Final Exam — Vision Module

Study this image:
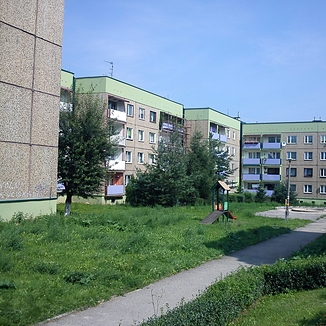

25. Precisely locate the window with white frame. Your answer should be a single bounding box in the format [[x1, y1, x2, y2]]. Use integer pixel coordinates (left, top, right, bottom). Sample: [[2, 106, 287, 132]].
[[286, 168, 297, 177], [232, 147, 236, 156], [321, 135, 326, 143], [149, 111, 156, 123], [287, 152, 297, 160], [125, 151, 132, 163], [248, 167, 260, 174], [267, 152, 280, 159], [287, 135, 297, 144], [304, 168, 313, 177], [320, 168, 326, 177], [138, 152, 144, 163], [149, 132, 156, 144], [138, 130, 144, 141], [148, 153, 156, 165], [304, 185, 312, 193], [126, 104, 134, 117], [225, 146, 230, 155], [139, 107, 145, 120], [268, 136, 280, 143], [248, 152, 260, 159], [125, 175, 132, 186], [321, 152, 326, 160], [126, 127, 133, 140], [232, 131, 236, 140], [227, 129, 230, 138], [304, 152, 313, 160], [320, 185, 326, 194], [304, 135, 313, 144]]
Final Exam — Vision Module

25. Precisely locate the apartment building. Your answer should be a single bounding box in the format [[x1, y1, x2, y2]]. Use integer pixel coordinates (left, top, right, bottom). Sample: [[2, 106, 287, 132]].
[[184, 108, 241, 188], [60, 72, 184, 203], [242, 120, 326, 204]]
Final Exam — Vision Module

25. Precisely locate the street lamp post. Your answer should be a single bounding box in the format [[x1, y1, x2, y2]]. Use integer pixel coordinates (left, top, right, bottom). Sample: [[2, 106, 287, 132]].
[[285, 158, 292, 221]]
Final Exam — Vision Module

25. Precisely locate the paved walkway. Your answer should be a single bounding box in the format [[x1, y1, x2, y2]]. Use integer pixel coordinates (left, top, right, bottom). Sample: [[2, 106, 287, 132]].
[[41, 210, 326, 326]]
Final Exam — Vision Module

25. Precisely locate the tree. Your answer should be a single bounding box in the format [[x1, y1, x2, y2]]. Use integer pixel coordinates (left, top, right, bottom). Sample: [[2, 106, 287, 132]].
[[58, 87, 119, 215], [126, 128, 196, 206], [254, 182, 267, 203], [271, 182, 298, 204]]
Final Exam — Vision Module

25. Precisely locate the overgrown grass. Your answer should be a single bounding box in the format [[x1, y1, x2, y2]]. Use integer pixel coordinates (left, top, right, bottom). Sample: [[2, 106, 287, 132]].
[[0, 203, 309, 326]]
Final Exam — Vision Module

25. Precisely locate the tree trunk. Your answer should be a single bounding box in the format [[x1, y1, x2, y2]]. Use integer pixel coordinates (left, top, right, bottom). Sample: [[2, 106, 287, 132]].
[[64, 191, 73, 216]]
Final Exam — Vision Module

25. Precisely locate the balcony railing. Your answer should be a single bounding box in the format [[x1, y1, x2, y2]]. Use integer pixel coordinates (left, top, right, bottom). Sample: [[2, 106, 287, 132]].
[[107, 185, 124, 196], [262, 158, 281, 165], [243, 158, 260, 165], [108, 160, 126, 171], [243, 143, 260, 149], [109, 109, 126, 123], [243, 174, 260, 181], [262, 143, 281, 149], [262, 174, 280, 181], [211, 133, 227, 142]]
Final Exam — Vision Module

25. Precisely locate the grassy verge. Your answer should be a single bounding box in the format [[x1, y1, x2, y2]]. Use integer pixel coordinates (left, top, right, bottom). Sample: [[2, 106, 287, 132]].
[[0, 203, 309, 326]]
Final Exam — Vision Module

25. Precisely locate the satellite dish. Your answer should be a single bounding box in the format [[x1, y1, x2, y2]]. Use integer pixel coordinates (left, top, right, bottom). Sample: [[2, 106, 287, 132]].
[[281, 141, 286, 147]]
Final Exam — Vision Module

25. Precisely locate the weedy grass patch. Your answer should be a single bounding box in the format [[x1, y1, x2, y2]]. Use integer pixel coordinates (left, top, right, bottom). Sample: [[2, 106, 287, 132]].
[[0, 202, 309, 325]]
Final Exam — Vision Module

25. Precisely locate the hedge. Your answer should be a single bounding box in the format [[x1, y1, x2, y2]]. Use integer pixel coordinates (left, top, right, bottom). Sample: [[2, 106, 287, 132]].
[[141, 256, 326, 326]]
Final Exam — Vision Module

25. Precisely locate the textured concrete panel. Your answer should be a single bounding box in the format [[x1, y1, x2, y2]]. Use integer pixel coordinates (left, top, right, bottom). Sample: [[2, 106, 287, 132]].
[[0, 0, 37, 34], [36, 0, 65, 45], [30, 146, 58, 199], [0, 142, 30, 200], [0, 83, 32, 143], [0, 24, 34, 88], [31, 92, 60, 147], [34, 39, 62, 95]]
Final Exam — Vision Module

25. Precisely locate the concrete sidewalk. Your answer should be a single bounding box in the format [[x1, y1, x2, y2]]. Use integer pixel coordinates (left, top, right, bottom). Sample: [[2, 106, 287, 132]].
[[41, 214, 326, 326]]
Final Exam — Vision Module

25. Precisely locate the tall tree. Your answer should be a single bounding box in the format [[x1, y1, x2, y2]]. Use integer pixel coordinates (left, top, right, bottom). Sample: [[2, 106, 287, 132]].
[[58, 87, 119, 215]]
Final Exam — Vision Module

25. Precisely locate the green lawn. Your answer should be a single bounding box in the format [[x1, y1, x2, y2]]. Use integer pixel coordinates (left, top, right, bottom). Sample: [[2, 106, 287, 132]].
[[0, 203, 310, 326]]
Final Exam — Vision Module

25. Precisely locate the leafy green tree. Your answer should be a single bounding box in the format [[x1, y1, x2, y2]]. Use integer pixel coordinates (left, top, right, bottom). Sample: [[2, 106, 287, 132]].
[[271, 182, 298, 204], [126, 128, 196, 206], [58, 87, 119, 215], [255, 182, 267, 203]]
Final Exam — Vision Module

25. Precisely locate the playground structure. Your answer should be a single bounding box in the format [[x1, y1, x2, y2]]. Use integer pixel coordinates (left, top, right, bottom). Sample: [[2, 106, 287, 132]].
[[201, 180, 237, 224]]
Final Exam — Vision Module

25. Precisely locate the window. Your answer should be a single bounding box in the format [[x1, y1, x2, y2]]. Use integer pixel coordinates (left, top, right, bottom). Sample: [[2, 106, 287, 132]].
[[249, 168, 260, 174], [304, 168, 313, 177], [126, 127, 133, 140], [232, 147, 236, 156], [320, 152, 326, 160], [304, 185, 312, 193], [287, 152, 297, 160], [248, 152, 260, 159], [227, 129, 230, 138], [304, 135, 313, 144], [232, 131, 236, 140], [267, 152, 280, 159], [148, 153, 156, 165], [127, 104, 134, 117], [226, 146, 230, 155], [286, 168, 297, 177], [287, 136, 297, 144], [108, 100, 116, 110], [149, 132, 156, 143], [125, 151, 132, 163], [321, 135, 326, 143], [304, 152, 313, 160], [320, 168, 326, 177], [268, 136, 280, 143], [125, 175, 132, 186], [320, 185, 326, 194], [150, 111, 156, 123], [139, 107, 145, 120], [138, 152, 144, 164], [138, 130, 144, 141], [290, 184, 297, 192]]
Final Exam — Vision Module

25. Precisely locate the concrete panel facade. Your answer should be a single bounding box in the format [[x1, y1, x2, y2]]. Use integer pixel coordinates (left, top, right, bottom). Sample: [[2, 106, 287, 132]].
[[0, 0, 64, 220]]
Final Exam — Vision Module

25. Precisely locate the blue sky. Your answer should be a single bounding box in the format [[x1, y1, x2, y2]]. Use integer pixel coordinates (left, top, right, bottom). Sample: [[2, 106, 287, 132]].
[[62, 0, 326, 123]]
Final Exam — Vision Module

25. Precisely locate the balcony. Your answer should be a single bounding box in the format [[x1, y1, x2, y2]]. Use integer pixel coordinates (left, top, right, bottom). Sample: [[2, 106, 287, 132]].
[[107, 185, 124, 196], [109, 109, 126, 123], [244, 189, 274, 196], [243, 158, 260, 165], [108, 160, 126, 171], [262, 158, 281, 165], [243, 142, 260, 150], [243, 174, 260, 181], [211, 133, 227, 142], [262, 174, 280, 181], [262, 143, 281, 149]]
